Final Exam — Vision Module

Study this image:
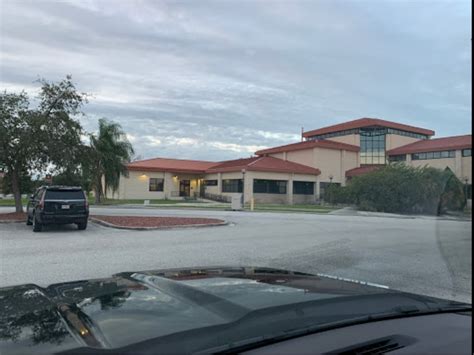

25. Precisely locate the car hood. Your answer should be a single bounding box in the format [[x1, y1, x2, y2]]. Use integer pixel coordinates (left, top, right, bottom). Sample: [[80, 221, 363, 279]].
[[0, 266, 470, 354]]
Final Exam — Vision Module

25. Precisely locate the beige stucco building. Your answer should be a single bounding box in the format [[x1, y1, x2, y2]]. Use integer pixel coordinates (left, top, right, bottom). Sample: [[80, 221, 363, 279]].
[[109, 118, 472, 204]]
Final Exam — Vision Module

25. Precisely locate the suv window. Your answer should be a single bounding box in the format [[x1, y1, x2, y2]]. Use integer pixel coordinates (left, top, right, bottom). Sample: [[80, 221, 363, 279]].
[[33, 189, 44, 200], [45, 190, 85, 200]]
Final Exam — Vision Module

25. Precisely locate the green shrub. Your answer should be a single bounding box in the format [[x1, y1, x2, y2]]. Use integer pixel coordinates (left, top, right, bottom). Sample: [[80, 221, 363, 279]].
[[324, 184, 351, 205], [345, 164, 466, 215]]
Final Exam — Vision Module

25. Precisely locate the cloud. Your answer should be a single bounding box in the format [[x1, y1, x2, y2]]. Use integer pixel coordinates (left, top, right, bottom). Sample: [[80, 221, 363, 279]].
[[0, 0, 471, 161]]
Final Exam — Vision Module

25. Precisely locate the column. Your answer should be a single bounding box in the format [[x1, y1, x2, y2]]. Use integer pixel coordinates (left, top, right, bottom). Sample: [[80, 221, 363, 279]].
[[287, 174, 294, 205], [217, 173, 222, 193], [455, 150, 462, 180], [341, 150, 346, 186]]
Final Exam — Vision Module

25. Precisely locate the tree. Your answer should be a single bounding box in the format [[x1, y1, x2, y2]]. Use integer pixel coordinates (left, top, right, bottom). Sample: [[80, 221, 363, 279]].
[[52, 145, 94, 195], [89, 119, 134, 204], [0, 76, 87, 212], [1, 168, 40, 196]]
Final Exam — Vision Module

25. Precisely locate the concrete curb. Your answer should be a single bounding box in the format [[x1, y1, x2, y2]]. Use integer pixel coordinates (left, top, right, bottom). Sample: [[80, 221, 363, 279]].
[[89, 217, 229, 231], [0, 220, 24, 224]]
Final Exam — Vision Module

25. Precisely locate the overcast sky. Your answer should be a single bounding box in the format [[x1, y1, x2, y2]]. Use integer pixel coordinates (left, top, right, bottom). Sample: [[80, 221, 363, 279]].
[[1, 0, 471, 161]]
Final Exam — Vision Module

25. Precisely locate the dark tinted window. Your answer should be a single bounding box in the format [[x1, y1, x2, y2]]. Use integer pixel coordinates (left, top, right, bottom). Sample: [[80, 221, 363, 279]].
[[149, 178, 164, 191], [388, 154, 406, 162], [253, 179, 287, 194], [293, 181, 314, 195], [45, 190, 85, 199], [412, 150, 455, 160], [222, 179, 243, 193]]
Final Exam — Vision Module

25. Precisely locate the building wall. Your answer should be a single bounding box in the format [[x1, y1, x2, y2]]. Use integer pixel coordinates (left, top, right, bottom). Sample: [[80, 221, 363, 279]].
[[406, 150, 472, 183], [326, 134, 360, 146], [250, 171, 318, 205], [205, 170, 318, 204], [203, 173, 220, 195], [386, 134, 421, 151], [293, 194, 317, 204], [269, 152, 285, 160], [270, 147, 358, 186], [111, 171, 204, 200], [461, 156, 472, 184], [409, 157, 457, 173], [215, 171, 248, 201], [312, 147, 358, 184], [112, 171, 167, 199], [285, 149, 313, 167]]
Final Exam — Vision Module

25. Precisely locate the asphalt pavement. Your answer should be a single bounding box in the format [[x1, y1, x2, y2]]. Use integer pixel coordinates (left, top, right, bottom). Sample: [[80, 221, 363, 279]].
[[0, 206, 471, 303]]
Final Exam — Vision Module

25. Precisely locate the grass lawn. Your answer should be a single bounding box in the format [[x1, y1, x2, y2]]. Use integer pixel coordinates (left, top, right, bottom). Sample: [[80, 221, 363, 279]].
[[0, 198, 338, 214], [247, 203, 337, 213], [92, 199, 196, 205], [0, 198, 28, 206]]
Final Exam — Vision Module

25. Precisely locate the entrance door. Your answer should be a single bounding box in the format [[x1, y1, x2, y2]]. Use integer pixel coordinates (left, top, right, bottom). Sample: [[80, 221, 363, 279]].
[[179, 180, 191, 197], [199, 181, 205, 198]]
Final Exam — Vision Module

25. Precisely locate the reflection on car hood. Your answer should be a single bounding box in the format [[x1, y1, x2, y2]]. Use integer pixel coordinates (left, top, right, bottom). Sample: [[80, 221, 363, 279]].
[[0, 266, 468, 354]]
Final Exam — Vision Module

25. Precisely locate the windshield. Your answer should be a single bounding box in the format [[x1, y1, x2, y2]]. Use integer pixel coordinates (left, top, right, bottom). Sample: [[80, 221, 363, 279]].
[[0, 0, 471, 353]]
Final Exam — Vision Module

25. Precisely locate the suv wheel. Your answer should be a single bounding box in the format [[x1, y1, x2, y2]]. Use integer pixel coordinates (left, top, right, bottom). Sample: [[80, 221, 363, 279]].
[[32, 212, 42, 232], [77, 220, 88, 230]]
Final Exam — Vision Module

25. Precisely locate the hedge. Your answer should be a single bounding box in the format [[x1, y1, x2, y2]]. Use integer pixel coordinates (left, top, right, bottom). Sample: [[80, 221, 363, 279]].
[[324, 164, 466, 215]]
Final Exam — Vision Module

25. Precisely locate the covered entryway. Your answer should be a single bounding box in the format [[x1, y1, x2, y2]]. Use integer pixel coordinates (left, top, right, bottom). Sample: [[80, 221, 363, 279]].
[[179, 180, 191, 197]]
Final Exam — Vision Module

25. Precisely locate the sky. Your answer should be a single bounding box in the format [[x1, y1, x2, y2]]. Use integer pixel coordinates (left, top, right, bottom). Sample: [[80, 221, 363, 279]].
[[1, 0, 471, 162]]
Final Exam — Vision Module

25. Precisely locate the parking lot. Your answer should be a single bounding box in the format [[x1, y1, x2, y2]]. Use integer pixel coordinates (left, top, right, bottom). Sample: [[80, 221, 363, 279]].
[[0, 206, 471, 303]]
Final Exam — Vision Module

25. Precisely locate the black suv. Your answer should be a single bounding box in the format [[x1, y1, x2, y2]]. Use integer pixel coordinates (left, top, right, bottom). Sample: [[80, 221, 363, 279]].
[[26, 186, 89, 232]]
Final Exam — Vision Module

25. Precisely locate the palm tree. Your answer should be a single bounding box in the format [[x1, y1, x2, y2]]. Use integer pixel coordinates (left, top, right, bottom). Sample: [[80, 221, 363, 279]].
[[89, 119, 134, 204]]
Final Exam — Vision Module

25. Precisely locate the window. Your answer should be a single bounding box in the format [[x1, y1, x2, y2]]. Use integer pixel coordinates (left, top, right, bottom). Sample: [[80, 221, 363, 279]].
[[360, 128, 386, 165], [149, 178, 164, 191], [222, 179, 243, 193], [45, 189, 85, 199], [293, 181, 314, 195], [386, 128, 429, 140], [253, 179, 287, 194], [462, 149, 471, 157], [308, 128, 358, 140], [388, 154, 406, 162], [412, 150, 455, 160], [203, 180, 218, 186]]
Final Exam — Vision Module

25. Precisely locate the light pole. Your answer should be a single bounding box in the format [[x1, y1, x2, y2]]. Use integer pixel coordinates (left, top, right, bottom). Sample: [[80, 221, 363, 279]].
[[464, 177, 469, 203], [241, 168, 246, 207]]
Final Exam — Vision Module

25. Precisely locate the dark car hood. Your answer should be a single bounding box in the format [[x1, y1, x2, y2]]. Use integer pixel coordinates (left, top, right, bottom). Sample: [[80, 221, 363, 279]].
[[0, 266, 470, 354]]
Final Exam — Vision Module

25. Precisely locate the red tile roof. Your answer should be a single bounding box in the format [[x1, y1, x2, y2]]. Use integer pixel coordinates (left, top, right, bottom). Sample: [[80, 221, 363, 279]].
[[302, 118, 435, 138], [345, 165, 382, 177], [255, 139, 359, 155], [206, 156, 321, 175], [387, 135, 472, 155], [127, 157, 218, 174]]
